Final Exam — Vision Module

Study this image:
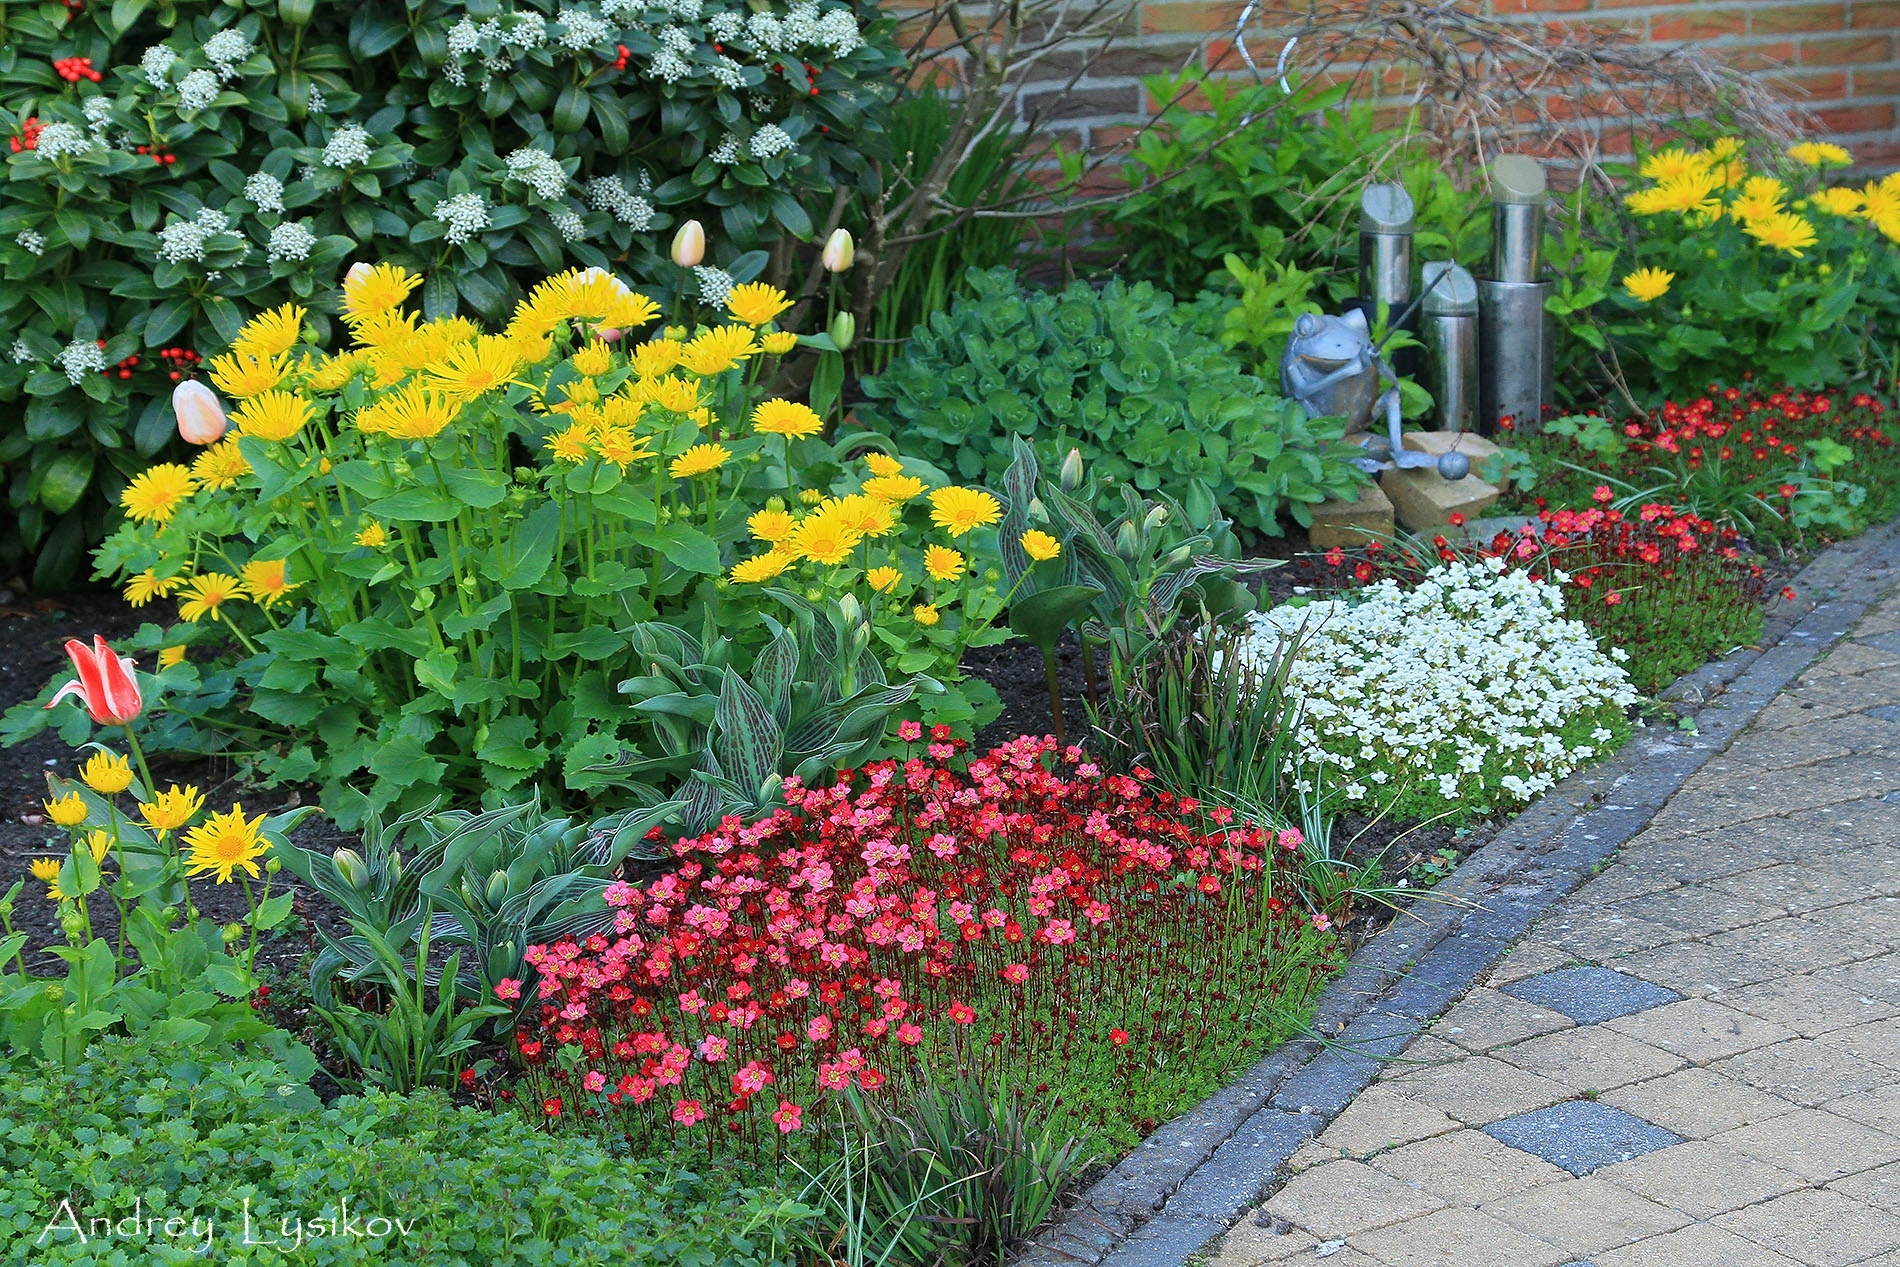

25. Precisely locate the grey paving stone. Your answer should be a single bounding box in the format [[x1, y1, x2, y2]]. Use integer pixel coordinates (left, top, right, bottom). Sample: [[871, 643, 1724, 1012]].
[[1503, 967, 1683, 1024], [1483, 1101, 1685, 1177]]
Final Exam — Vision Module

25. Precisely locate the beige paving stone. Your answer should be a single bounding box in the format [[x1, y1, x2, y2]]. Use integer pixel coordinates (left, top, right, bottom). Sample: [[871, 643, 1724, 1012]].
[[1200, 1217, 1323, 1265], [1536, 907, 1698, 961], [1816, 951, 1900, 1003], [1716, 1037, 1895, 1107], [1378, 1055, 1572, 1126], [1712, 1187, 1900, 1266], [1715, 1107, 1900, 1181], [1719, 973, 1900, 1037], [1805, 640, 1900, 677], [1596, 1139, 1807, 1217], [1308, 1085, 1461, 1159], [1493, 1026, 1686, 1092], [1801, 898, 1900, 951], [1610, 831, 1792, 884], [1569, 861, 1681, 906], [1707, 915, 1891, 972], [1601, 1067, 1801, 1138], [1609, 884, 1782, 935], [1377, 1034, 1465, 1075], [1479, 1177, 1690, 1257], [1431, 988, 1571, 1053], [1260, 1160, 1444, 1239], [1612, 939, 1789, 997], [1783, 675, 1900, 711], [1342, 1206, 1571, 1267], [1595, 1223, 1806, 1267], [1368, 1128, 1570, 1201], [1752, 695, 1858, 731], [1817, 1016, 1900, 1069], [1830, 1160, 1900, 1215], [1482, 940, 1575, 987], [1819, 1082, 1900, 1135], [1602, 997, 1798, 1062], [1713, 849, 1900, 915], [1721, 727, 1853, 770]]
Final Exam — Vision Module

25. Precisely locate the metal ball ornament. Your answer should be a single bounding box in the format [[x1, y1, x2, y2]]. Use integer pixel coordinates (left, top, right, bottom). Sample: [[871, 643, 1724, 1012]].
[[1436, 450, 1471, 481]]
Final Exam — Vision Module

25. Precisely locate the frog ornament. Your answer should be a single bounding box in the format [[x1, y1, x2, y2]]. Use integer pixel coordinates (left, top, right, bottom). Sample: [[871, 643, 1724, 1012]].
[[1279, 309, 1472, 480]]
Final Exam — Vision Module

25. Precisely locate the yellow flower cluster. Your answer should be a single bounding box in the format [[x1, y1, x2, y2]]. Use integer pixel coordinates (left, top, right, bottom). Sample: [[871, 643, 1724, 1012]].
[[1625, 139, 1899, 255]]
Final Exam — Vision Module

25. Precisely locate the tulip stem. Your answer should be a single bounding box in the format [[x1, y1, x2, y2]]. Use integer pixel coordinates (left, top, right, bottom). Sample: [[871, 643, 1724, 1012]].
[[123, 726, 157, 803]]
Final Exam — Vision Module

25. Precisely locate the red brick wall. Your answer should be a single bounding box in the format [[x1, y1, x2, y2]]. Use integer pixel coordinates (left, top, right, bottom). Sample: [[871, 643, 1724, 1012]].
[[965, 1, 1900, 170]]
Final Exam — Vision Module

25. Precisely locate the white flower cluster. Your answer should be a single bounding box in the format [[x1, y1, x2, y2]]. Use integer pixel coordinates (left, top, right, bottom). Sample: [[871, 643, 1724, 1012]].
[[749, 123, 794, 159], [710, 136, 740, 164], [178, 69, 221, 113], [11, 340, 34, 364], [267, 220, 316, 263], [34, 123, 93, 161], [156, 207, 231, 264], [56, 338, 106, 386], [747, 2, 861, 57], [549, 208, 587, 241], [505, 147, 568, 200], [16, 230, 45, 256], [140, 45, 177, 87], [245, 171, 286, 214], [557, 7, 612, 49], [83, 96, 114, 138], [203, 29, 254, 79], [506, 11, 548, 48], [584, 175, 654, 229], [322, 124, 373, 169], [1234, 558, 1635, 808], [433, 193, 491, 244], [693, 265, 734, 306]]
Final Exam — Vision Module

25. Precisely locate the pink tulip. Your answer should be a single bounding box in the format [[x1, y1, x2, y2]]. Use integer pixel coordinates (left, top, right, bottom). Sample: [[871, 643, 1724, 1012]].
[[46, 636, 143, 726], [671, 220, 705, 268], [172, 379, 227, 445]]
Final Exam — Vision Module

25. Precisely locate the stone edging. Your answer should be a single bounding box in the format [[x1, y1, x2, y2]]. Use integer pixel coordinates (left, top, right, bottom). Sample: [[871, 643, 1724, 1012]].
[[1016, 515, 1900, 1267]]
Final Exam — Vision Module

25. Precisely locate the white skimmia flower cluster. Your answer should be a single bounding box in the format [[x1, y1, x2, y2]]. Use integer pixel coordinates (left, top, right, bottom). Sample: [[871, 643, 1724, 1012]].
[[1235, 558, 1635, 810]]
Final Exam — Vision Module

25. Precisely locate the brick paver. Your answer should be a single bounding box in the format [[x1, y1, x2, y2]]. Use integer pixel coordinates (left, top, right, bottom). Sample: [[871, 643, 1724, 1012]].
[[1207, 588, 1900, 1266]]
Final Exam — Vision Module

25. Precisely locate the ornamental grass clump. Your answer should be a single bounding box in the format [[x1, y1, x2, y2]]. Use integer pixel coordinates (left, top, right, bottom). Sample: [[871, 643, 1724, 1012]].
[[10, 265, 1029, 825], [504, 732, 1339, 1156], [1237, 558, 1637, 819]]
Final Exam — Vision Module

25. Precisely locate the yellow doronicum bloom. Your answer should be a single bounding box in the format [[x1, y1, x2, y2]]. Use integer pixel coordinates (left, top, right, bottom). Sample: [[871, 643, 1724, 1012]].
[[191, 439, 252, 491], [827, 494, 896, 539], [761, 330, 798, 355], [798, 488, 824, 505], [1621, 267, 1675, 303], [726, 283, 794, 327], [632, 338, 684, 378], [913, 604, 941, 626], [140, 783, 205, 833], [358, 382, 461, 439], [177, 573, 246, 624], [124, 569, 183, 608], [924, 544, 966, 582], [158, 646, 188, 668], [680, 325, 761, 377], [642, 375, 705, 415], [182, 805, 268, 883], [1813, 187, 1865, 216], [1637, 148, 1709, 184], [235, 302, 307, 359], [355, 521, 390, 548], [1021, 530, 1062, 562], [29, 857, 65, 900], [928, 486, 1002, 537], [571, 340, 615, 377], [207, 348, 290, 398], [788, 512, 864, 566], [349, 308, 422, 352], [748, 508, 797, 544], [85, 829, 113, 864], [728, 551, 797, 583], [81, 751, 134, 795], [1644, 169, 1724, 218], [1788, 140, 1853, 167], [866, 566, 904, 593], [753, 398, 825, 439], [1745, 211, 1818, 256], [120, 464, 198, 524], [233, 390, 315, 443], [863, 452, 904, 478], [593, 429, 655, 469], [669, 443, 731, 479], [1729, 175, 1787, 223], [863, 473, 926, 503], [45, 793, 88, 828], [427, 336, 523, 401], [342, 263, 423, 318], [240, 558, 299, 608], [305, 351, 363, 392], [546, 424, 592, 464]]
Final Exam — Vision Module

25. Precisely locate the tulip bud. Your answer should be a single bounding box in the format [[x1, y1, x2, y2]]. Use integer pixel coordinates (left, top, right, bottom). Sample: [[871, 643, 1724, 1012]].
[[332, 847, 369, 891], [822, 228, 855, 273], [1114, 521, 1140, 561], [173, 379, 227, 445], [836, 593, 863, 628], [671, 220, 705, 268], [1144, 505, 1170, 534], [45, 636, 143, 727], [827, 311, 855, 351], [1059, 449, 1084, 493]]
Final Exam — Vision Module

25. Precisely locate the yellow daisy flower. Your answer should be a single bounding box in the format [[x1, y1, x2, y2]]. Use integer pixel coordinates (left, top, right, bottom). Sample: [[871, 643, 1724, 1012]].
[[349, 308, 421, 351], [863, 474, 926, 504], [927, 486, 1002, 537], [826, 494, 896, 539], [913, 604, 941, 626], [357, 382, 461, 440], [866, 566, 904, 593], [1620, 267, 1675, 303], [1744, 211, 1819, 256], [631, 338, 684, 378], [207, 348, 290, 398], [124, 569, 183, 608], [80, 751, 134, 795], [1812, 187, 1865, 216], [728, 551, 798, 583], [669, 443, 731, 479], [1637, 148, 1709, 184], [190, 439, 252, 491], [426, 335, 523, 401], [924, 544, 965, 582], [234, 302, 306, 359], [748, 508, 797, 544], [680, 325, 761, 377], [342, 263, 423, 319], [240, 558, 298, 608], [157, 646, 188, 668], [1021, 530, 1062, 561], [726, 282, 794, 327], [787, 512, 863, 566], [85, 829, 113, 863], [177, 573, 246, 624], [1788, 140, 1852, 167], [139, 783, 205, 833], [571, 341, 615, 377], [752, 398, 824, 439], [44, 793, 88, 828], [1646, 169, 1724, 218], [761, 330, 798, 355], [546, 424, 592, 464], [355, 521, 390, 548], [182, 804, 268, 883], [863, 452, 904, 478], [120, 464, 198, 524], [232, 390, 314, 443]]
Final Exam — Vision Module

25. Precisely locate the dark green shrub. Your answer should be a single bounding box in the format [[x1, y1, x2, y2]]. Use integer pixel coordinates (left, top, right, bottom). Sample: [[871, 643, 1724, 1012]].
[[0, 1035, 814, 1264], [855, 267, 1367, 537], [0, 0, 901, 584]]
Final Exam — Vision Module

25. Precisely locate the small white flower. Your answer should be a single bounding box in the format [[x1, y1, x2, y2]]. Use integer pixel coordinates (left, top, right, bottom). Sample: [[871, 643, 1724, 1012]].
[[665, 0, 703, 18], [658, 24, 693, 54], [814, 7, 863, 57], [321, 124, 372, 169], [56, 338, 106, 385], [649, 49, 691, 82], [306, 83, 327, 114], [267, 220, 316, 263], [15, 230, 45, 256], [749, 124, 793, 160], [692, 265, 733, 307], [11, 339, 34, 364], [82, 96, 114, 133], [447, 16, 483, 56], [177, 68, 221, 113], [244, 172, 286, 214], [202, 29, 254, 79], [433, 193, 491, 244], [706, 11, 744, 41], [585, 175, 654, 230], [504, 11, 548, 48], [549, 208, 587, 241], [557, 8, 612, 50], [504, 147, 568, 201], [140, 45, 178, 87], [710, 136, 740, 164], [33, 123, 93, 161]]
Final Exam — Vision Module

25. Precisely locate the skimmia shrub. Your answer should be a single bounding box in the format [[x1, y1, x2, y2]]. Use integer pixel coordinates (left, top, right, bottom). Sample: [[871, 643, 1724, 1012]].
[[0, 0, 901, 584], [504, 734, 1340, 1155], [1, 266, 1032, 827], [1236, 559, 1637, 819]]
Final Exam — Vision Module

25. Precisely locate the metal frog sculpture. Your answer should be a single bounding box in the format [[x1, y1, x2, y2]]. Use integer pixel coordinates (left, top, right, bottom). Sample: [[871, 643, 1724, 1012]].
[[1280, 310, 1469, 479]]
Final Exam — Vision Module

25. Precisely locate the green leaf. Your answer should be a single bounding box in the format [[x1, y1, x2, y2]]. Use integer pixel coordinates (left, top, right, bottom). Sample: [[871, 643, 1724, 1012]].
[[368, 734, 446, 794], [1009, 585, 1102, 648], [37, 450, 93, 514], [251, 892, 295, 931], [477, 715, 549, 773], [649, 524, 721, 576], [201, 296, 247, 347], [496, 502, 561, 589], [367, 488, 462, 522]]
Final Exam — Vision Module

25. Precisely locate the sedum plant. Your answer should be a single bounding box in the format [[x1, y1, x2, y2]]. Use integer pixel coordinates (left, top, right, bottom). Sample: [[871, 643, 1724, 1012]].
[[855, 267, 1367, 539], [0, 0, 901, 585], [2, 265, 1015, 827]]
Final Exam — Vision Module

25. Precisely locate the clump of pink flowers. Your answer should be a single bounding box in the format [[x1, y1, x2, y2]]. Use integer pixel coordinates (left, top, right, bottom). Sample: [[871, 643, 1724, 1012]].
[[506, 732, 1338, 1153]]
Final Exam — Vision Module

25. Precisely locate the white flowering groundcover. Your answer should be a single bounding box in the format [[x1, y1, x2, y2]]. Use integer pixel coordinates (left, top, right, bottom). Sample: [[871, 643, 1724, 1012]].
[[1235, 558, 1638, 819]]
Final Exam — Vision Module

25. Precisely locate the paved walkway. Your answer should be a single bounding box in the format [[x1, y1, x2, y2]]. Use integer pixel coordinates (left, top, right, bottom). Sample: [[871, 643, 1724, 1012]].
[[1207, 587, 1900, 1266]]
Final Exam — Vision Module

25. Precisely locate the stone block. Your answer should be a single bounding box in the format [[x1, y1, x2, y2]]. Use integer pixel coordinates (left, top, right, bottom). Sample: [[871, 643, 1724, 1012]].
[[1380, 464, 1501, 532], [1308, 480, 1394, 548], [1401, 429, 1504, 463]]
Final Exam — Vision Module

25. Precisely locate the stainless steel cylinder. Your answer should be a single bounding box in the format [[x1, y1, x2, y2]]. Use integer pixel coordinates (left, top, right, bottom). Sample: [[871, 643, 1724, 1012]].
[[1477, 278, 1552, 434], [1357, 183, 1415, 313], [1491, 203, 1545, 284], [1422, 261, 1479, 433]]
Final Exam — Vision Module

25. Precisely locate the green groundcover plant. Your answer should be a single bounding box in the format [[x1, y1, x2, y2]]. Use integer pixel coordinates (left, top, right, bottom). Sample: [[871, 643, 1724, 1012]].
[[0, 0, 901, 584], [854, 266, 1368, 538], [0, 1034, 816, 1264]]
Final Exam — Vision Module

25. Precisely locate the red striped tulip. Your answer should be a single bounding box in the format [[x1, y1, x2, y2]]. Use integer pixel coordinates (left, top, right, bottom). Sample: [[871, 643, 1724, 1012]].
[[173, 379, 227, 445], [46, 636, 143, 726]]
